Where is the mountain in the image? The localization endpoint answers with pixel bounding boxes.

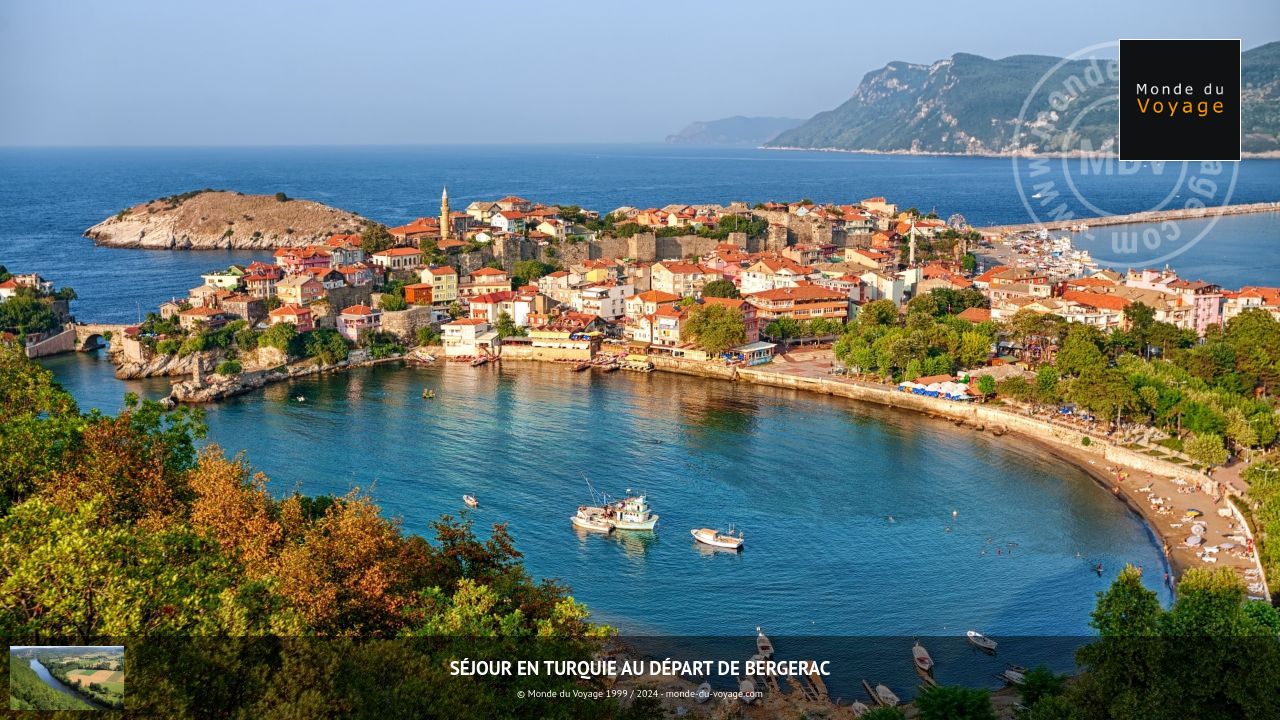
[665,116,805,146]
[1243,41,1280,152]
[767,42,1280,155]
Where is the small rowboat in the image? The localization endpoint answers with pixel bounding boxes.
[470,356,489,367]
[573,362,591,372]
[912,641,934,673]
[863,680,898,706]
[850,701,871,716]
[692,527,744,550]
[571,507,613,534]
[755,627,773,658]
[967,630,998,653]
[462,495,479,508]
[738,678,757,704]
[875,684,899,706]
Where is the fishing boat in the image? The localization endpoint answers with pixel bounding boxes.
[462,495,479,508]
[850,700,871,717]
[912,641,934,674]
[967,630,998,653]
[470,356,489,367]
[571,507,613,533]
[738,678,757,704]
[692,527,744,550]
[756,627,773,658]
[606,493,659,531]
[572,362,591,372]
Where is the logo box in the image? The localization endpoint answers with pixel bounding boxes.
[1119,39,1241,161]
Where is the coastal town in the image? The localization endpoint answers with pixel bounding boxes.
[4,189,1280,716]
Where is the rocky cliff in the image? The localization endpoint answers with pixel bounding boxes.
[665,116,804,146]
[85,189,368,250]
[767,41,1280,155]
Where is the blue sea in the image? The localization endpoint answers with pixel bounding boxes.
[1,145,1278,322]
[4,146,1275,698]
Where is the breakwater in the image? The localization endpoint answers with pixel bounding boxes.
[980,200,1280,234]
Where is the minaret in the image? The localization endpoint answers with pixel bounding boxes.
[440,186,451,241]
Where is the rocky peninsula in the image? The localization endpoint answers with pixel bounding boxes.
[84,189,367,250]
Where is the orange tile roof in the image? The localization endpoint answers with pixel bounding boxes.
[340,304,375,316]
[1062,290,1131,311]
[634,289,681,303]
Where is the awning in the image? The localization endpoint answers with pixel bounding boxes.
[732,341,778,353]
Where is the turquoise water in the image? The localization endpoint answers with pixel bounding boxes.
[44,351,1172,639]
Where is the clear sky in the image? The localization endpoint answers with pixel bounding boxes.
[1,0,1275,146]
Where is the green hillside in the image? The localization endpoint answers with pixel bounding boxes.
[9,657,94,711]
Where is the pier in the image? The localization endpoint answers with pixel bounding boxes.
[979,200,1280,235]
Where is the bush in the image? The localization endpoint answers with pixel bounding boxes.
[274,192,289,202]
[1082,436,1092,446]
[215,360,241,376]
[156,338,181,355]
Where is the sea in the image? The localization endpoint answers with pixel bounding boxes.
[4,146,1277,697]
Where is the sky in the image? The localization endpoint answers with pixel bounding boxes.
[1,0,1276,146]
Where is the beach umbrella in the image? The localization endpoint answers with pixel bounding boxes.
[1185,509,1204,518]
[1184,535,1204,547]
[1220,542,1236,550]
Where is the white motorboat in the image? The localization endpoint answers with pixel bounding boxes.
[462,494,479,508]
[571,506,614,534]
[875,684,899,706]
[850,700,871,716]
[695,682,711,704]
[738,678,757,704]
[692,526,744,550]
[912,641,934,673]
[967,630,998,653]
[756,626,773,658]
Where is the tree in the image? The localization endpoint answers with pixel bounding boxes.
[701,279,740,299]
[302,329,349,365]
[415,326,441,346]
[1185,432,1228,469]
[976,374,996,397]
[764,317,802,344]
[359,223,395,255]
[259,323,297,354]
[512,259,555,286]
[1018,666,1067,708]
[915,685,995,720]
[494,312,526,339]
[682,304,746,355]
[379,293,407,312]
[859,299,899,327]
